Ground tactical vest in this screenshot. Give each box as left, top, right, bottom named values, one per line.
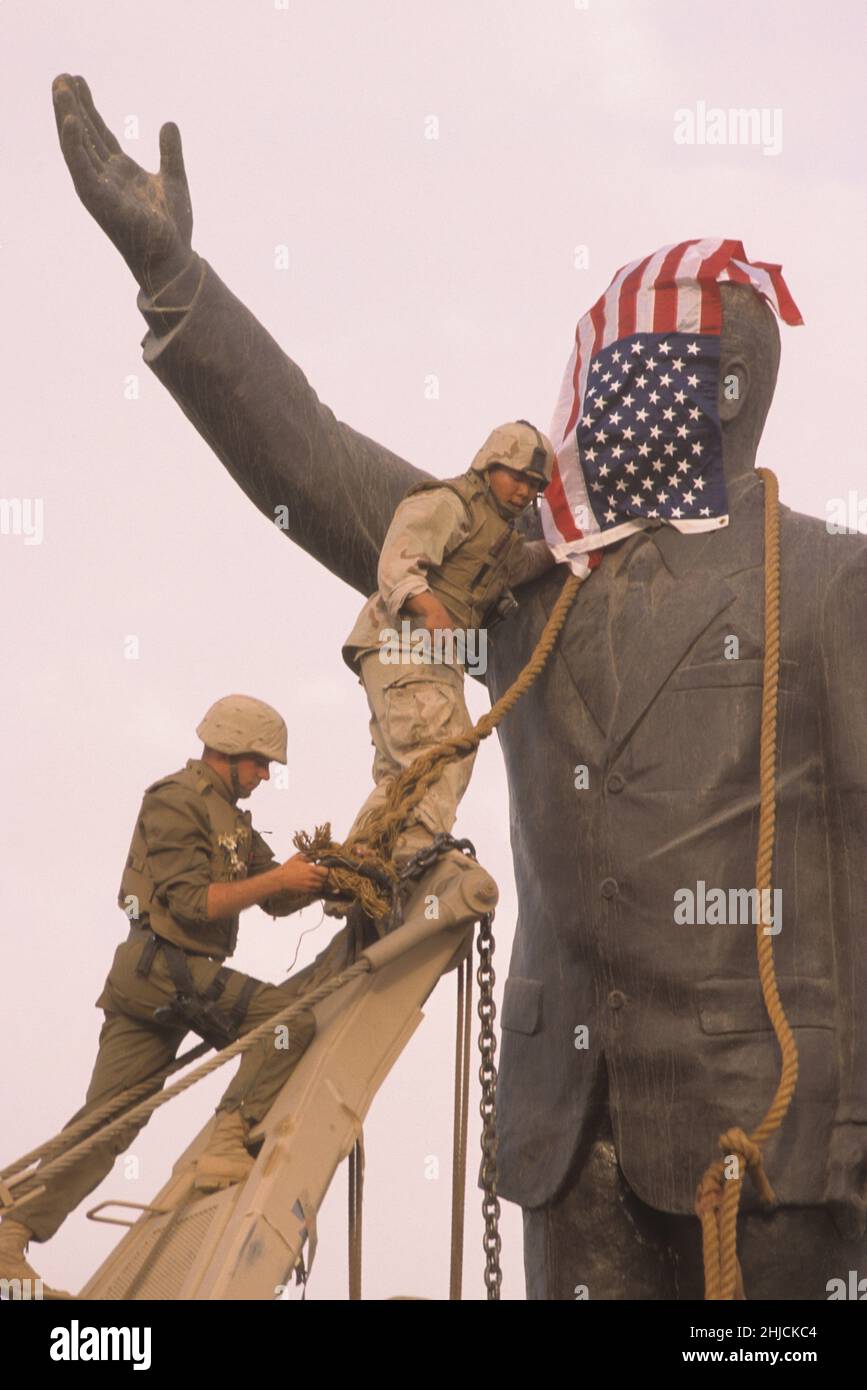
left=403, top=470, right=524, bottom=629
left=118, top=764, right=254, bottom=960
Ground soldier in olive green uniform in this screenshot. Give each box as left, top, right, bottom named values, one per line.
left=341, top=421, right=557, bottom=867
left=0, top=695, right=327, bottom=1298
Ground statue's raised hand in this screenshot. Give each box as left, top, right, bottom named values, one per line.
left=52, top=73, right=193, bottom=295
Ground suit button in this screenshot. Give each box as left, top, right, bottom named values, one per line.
left=607, top=990, right=626, bottom=1010
left=607, top=773, right=625, bottom=794
left=600, top=878, right=618, bottom=899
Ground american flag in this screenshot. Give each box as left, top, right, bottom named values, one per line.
left=542, top=238, right=803, bottom=576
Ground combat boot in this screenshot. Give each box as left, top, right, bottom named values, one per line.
left=194, top=1109, right=256, bottom=1192
left=0, top=1218, right=72, bottom=1300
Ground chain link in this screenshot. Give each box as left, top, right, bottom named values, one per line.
left=476, top=911, right=502, bottom=1299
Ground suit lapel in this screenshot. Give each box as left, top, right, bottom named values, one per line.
left=607, top=471, right=766, bottom=754
left=607, top=568, right=736, bottom=755
left=539, top=557, right=621, bottom=742
left=539, top=471, right=767, bottom=755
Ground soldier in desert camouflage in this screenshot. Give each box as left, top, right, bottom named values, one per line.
left=338, top=422, right=557, bottom=875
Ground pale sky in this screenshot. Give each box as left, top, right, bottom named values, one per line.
left=2, top=0, right=864, bottom=1300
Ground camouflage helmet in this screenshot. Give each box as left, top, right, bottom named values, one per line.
left=469, top=420, right=556, bottom=488
left=196, top=694, right=288, bottom=764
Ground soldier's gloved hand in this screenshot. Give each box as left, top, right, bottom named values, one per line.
left=52, top=73, right=194, bottom=296
left=823, top=1122, right=867, bottom=1239
left=277, top=853, right=330, bottom=897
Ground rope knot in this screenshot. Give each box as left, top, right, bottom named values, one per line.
left=718, top=1128, right=776, bottom=1205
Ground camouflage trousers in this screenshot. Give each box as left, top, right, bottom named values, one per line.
left=18, top=930, right=315, bottom=1243
left=348, top=648, right=476, bottom=861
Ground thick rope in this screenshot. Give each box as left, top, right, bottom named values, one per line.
left=694, top=467, right=799, bottom=1300
left=348, top=1135, right=364, bottom=1301
left=297, top=573, right=583, bottom=920
left=449, top=947, right=473, bottom=1300
left=4, top=959, right=371, bottom=1212
left=1, top=1041, right=210, bottom=1185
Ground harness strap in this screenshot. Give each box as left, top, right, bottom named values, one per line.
left=135, top=930, right=259, bottom=1045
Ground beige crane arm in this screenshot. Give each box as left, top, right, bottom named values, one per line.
left=78, top=852, right=497, bottom=1301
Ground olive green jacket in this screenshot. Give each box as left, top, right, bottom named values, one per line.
left=117, top=758, right=302, bottom=960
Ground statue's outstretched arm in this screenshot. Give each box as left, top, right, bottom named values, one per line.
left=52, top=73, right=425, bottom=596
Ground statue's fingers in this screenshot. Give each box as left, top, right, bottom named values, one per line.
left=74, top=74, right=122, bottom=159
left=58, top=112, right=106, bottom=206
left=158, top=121, right=188, bottom=186
left=51, top=73, right=82, bottom=146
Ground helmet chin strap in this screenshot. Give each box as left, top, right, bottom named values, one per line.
left=228, top=755, right=241, bottom=799
left=482, top=468, right=523, bottom=521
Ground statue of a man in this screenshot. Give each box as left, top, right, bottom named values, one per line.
left=51, top=74, right=867, bottom=1299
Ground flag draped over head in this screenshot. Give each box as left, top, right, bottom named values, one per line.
left=541, top=238, right=803, bottom=577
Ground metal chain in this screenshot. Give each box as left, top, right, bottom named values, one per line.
left=476, top=911, right=502, bottom=1299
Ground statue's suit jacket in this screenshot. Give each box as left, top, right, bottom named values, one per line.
left=138, top=258, right=867, bottom=1214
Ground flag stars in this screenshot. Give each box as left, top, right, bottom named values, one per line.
left=687, top=373, right=700, bottom=388
left=595, top=429, right=608, bottom=444
left=622, top=426, right=635, bottom=441
left=676, top=424, right=689, bottom=439
left=659, top=373, right=672, bottom=388
left=691, top=441, right=704, bottom=456
left=608, top=411, right=622, bottom=426
left=672, top=358, right=684, bottom=372
left=635, top=375, right=648, bottom=389
left=686, top=341, right=700, bottom=356
left=648, top=390, right=660, bottom=404
left=631, top=340, right=644, bottom=354
left=659, top=341, right=672, bottom=355
left=645, top=356, right=658, bottom=370
left=581, top=414, right=593, bottom=428
left=674, top=390, right=687, bottom=404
